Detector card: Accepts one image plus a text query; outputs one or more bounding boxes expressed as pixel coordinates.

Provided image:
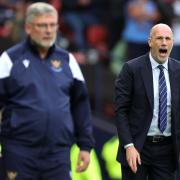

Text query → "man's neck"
[38,48,49,59]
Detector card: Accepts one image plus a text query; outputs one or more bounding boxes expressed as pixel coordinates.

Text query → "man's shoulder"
[6,41,25,54]
[5,41,26,63]
[125,54,148,68]
[55,45,70,58]
[168,58,180,77]
[54,45,74,65]
[169,57,180,68]
[169,57,180,64]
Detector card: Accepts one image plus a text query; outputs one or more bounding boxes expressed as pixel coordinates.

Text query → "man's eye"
[37,24,46,28]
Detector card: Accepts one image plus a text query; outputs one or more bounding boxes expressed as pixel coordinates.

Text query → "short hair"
[149,23,173,40]
[25,2,58,23]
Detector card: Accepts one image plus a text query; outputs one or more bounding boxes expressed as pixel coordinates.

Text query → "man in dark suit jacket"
[115,23,180,180]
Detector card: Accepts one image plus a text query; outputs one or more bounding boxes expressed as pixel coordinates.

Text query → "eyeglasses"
[31,23,59,31]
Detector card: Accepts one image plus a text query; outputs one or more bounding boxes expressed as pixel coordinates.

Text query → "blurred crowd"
[1,0,180,66]
[1,0,180,128]
[1,1,180,179]
[1,0,180,136]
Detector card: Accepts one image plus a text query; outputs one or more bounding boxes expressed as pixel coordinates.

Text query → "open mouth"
[159,48,167,55]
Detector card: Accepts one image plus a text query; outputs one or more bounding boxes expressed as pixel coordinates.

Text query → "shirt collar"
[149,52,168,70]
[25,37,56,59]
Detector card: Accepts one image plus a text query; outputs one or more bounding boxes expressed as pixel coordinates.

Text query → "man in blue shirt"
[0,2,94,179]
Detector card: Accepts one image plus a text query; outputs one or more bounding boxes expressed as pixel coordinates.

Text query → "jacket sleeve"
[0,52,12,109]
[114,62,134,147]
[69,53,94,152]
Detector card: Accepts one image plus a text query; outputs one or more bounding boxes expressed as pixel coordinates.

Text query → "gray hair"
[26,2,58,23]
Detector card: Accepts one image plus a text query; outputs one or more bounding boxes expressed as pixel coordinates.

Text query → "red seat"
[86,25,108,48]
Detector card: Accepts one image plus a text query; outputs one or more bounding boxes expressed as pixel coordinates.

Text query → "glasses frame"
[30,22,59,31]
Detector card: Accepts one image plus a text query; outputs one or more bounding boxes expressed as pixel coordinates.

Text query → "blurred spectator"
[110,39,127,75]
[0,0,15,24]
[0,0,35,53]
[57,0,110,65]
[107,0,128,50]
[121,0,160,60]
[153,0,174,26]
[60,0,100,52]
[86,24,109,63]
[0,0,16,53]
[10,1,30,43]
[71,144,102,180]
[101,136,122,180]
[49,0,62,10]
[171,0,180,59]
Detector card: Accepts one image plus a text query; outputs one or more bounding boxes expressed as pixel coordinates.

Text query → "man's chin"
[43,41,55,47]
[38,42,54,49]
[158,55,168,62]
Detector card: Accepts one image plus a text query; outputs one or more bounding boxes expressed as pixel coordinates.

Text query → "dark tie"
[158,65,167,133]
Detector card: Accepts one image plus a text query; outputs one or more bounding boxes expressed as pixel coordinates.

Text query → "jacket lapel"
[168,59,179,125]
[141,55,154,109]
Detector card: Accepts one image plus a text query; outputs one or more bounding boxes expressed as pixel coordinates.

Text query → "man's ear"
[148,38,151,48]
[25,23,31,35]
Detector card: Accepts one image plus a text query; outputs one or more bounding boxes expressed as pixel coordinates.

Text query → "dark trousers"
[122,139,176,180]
[0,157,6,179]
[2,149,71,180]
[176,162,180,180]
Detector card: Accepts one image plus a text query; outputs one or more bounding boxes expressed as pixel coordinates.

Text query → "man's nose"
[161,38,168,45]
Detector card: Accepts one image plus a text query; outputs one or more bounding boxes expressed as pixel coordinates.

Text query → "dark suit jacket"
[115,53,180,167]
